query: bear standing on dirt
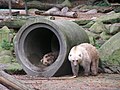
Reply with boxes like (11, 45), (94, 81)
(68, 43), (99, 78)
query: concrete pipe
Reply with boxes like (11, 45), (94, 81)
(14, 18), (89, 77)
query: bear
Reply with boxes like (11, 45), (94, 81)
(68, 43), (99, 78)
(41, 51), (58, 66)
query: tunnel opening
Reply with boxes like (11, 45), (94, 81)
(23, 27), (60, 70)
(15, 18), (90, 77)
(108, 0), (120, 3)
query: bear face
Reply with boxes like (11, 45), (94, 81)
(68, 46), (87, 66)
(41, 52), (58, 66)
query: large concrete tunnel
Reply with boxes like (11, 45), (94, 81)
(14, 18), (89, 77)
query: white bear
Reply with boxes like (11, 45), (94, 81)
(68, 43), (99, 77)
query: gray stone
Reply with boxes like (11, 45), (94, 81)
(100, 31), (112, 40)
(85, 30), (100, 39)
(0, 50), (12, 56)
(0, 26), (10, 33)
(99, 32), (120, 66)
(83, 21), (95, 28)
(96, 12), (120, 24)
(107, 11), (116, 15)
(0, 55), (13, 63)
(105, 24), (112, 34)
(89, 21), (108, 34)
(104, 68), (114, 74)
(110, 23), (120, 34)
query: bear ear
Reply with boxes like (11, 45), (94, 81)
(41, 59), (43, 62)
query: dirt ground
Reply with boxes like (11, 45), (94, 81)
(1, 74), (120, 90)
(12, 74), (120, 90)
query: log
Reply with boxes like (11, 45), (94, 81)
(0, 16), (55, 29)
(36, 11), (78, 18)
(0, 18), (27, 29)
(35, 7), (78, 18)
(0, 70), (35, 90)
(27, 1), (65, 10)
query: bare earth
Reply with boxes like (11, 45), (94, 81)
(12, 74), (120, 90)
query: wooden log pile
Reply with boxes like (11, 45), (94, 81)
(0, 70), (35, 90)
(35, 7), (78, 18)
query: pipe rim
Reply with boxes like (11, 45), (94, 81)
(14, 19), (67, 76)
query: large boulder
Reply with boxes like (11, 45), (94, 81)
(89, 21), (108, 34)
(99, 32), (120, 67)
(100, 31), (112, 40)
(109, 23), (120, 34)
(96, 13), (120, 24)
(0, 26), (13, 44)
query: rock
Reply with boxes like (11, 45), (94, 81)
(0, 26), (13, 44)
(61, 0), (72, 7)
(0, 55), (13, 63)
(83, 21), (95, 28)
(99, 32), (120, 67)
(104, 68), (114, 74)
(107, 11), (116, 15)
(85, 30), (100, 45)
(0, 50), (12, 56)
(73, 20), (91, 26)
(5, 63), (23, 73)
(110, 23), (120, 34)
(117, 67), (120, 73)
(89, 21), (108, 34)
(105, 24), (112, 34)
(85, 9), (97, 14)
(95, 39), (106, 47)
(85, 30), (100, 39)
(113, 6), (120, 13)
(100, 31), (112, 40)
(109, 66), (119, 73)
(91, 17), (97, 21)
(0, 26), (10, 33)
(96, 12), (120, 24)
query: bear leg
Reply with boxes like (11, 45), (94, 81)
(83, 61), (91, 76)
(91, 59), (98, 76)
(70, 62), (79, 77)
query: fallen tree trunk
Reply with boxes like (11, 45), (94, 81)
(0, 18), (27, 29)
(0, 70), (35, 90)
(35, 7), (78, 18)
(27, 1), (66, 10)
(42, 11), (78, 18)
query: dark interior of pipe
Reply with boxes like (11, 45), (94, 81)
(108, 0), (120, 3)
(24, 27), (60, 69)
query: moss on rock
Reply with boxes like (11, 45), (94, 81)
(96, 13), (120, 24)
(99, 32), (120, 66)
(110, 23), (120, 34)
(5, 63), (23, 74)
(89, 21), (108, 34)
(100, 31), (112, 40)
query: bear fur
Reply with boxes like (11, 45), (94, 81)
(41, 51), (58, 66)
(68, 43), (99, 77)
